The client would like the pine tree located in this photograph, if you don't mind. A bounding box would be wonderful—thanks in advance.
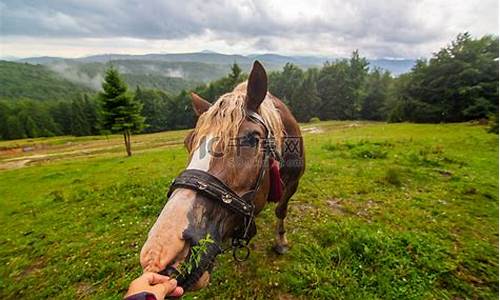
[99,67,144,156]
[229,63,242,86]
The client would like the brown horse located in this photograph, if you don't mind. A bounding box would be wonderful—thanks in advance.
[140,61,305,290]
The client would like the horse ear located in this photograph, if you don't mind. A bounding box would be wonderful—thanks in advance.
[191,92,211,116]
[246,61,268,112]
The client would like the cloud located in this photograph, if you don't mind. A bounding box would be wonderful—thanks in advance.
[0,0,498,58]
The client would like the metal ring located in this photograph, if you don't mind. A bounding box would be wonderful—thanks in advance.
[233,244,250,262]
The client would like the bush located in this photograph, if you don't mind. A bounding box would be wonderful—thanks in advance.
[385,167,402,186]
[309,117,320,123]
[488,113,498,134]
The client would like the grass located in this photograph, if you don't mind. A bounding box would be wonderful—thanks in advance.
[0,121,498,299]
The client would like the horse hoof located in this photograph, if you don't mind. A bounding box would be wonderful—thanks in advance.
[273,244,289,255]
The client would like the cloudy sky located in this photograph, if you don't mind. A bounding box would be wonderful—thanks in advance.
[0,0,498,59]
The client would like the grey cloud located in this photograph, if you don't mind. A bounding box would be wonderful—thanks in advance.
[0,0,497,58]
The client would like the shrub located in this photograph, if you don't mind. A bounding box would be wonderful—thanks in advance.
[385,167,402,186]
[309,117,321,123]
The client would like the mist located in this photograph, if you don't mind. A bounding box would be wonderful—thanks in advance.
[49,63,103,90]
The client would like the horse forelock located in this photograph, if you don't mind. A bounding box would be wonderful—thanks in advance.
[190,81,284,159]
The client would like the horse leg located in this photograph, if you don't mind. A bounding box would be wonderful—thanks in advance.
[273,181,298,254]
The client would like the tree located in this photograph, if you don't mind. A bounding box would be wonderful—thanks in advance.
[0,102,10,139]
[99,67,144,156]
[317,60,350,120]
[51,101,73,135]
[82,94,100,135]
[289,68,321,122]
[196,63,247,102]
[71,96,91,136]
[347,50,369,119]
[268,63,304,106]
[5,115,25,140]
[395,33,499,122]
[361,69,392,120]
[134,87,171,132]
[228,63,242,84]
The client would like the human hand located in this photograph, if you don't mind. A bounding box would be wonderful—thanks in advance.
[125,272,184,299]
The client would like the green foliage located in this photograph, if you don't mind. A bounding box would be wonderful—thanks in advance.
[309,117,321,123]
[99,67,144,156]
[384,167,403,186]
[0,96,101,140]
[361,68,392,120]
[388,33,499,122]
[488,112,499,134]
[176,234,215,278]
[0,61,91,101]
[99,67,144,134]
[317,50,369,120]
[322,139,391,160]
[195,62,247,102]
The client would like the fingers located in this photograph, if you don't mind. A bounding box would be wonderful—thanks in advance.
[142,272,182,298]
[145,272,174,285]
[168,286,184,298]
[151,278,182,299]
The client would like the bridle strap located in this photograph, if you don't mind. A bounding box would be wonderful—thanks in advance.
[167,169,255,219]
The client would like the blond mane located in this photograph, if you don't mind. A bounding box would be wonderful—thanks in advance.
[191,82,284,156]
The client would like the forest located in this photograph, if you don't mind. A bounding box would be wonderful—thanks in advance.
[0,33,497,140]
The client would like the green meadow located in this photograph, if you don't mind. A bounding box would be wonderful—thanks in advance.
[0,121,498,299]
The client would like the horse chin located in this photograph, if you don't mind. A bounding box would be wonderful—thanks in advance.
[190,271,211,290]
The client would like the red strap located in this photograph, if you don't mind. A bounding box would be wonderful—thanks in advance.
[268,158,283,202]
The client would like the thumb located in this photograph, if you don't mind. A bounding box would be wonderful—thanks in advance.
[160,278,178,293]
[151,279,178,300]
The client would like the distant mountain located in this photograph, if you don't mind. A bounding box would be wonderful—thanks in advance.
[17,56,66,65]
[18,52,416,75]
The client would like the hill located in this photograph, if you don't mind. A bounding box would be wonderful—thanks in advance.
[0,60,200,100]
[0,61,92,101]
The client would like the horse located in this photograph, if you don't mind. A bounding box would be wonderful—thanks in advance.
[139,61,305,291]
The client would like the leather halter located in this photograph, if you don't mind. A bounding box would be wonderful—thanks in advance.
[167,110,278,261]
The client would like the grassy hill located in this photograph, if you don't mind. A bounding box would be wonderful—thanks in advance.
[0,61,92,101]
[0,60,202,100]
[0,121,497,299]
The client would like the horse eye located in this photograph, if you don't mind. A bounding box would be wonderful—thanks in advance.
[241,134,259,147]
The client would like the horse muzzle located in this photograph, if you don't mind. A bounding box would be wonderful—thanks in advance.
[160,238,222,291]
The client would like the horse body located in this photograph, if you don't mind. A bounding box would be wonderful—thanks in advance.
[140,61,305,290]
